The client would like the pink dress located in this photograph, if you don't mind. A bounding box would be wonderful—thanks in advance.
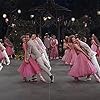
[91,40,97,52]
[50,39,58,59]
[65,43,77,65]
[69,49,97,77]
[62,43,71,64]
[91,40,100,57]
[4,39,14,56]
[69,49,77,66]
[96,47,100,57]
[17,43,41,78]
[62,49,71,64]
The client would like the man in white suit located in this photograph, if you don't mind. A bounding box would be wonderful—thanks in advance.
[25,34,54,83]
[32,34,51,71]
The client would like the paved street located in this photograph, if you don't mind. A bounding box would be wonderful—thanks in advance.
[0,59,100,100]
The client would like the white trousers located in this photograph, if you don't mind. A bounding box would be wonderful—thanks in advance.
[37,57,52,76]
[2,50,10,65]
[0,63,3,71]
[43,50,49,62]
[91,55,100,77]
[42,53,51,69]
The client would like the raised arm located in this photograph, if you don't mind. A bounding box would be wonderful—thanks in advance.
[63,43,71,50]
[91,40,98,47]
[74,44,90,60]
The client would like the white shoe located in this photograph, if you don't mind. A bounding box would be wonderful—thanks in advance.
[2,60,6,65]
[6,62,10,65]
[97,79,100,83]
[48,67,51,71]
[0,66,3,71]
[85,77,92,81]
[50,75,54,83]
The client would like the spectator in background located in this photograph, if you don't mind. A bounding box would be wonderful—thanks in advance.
[44,33,51,57]
[4,37,15,58]
[50,35,59,60]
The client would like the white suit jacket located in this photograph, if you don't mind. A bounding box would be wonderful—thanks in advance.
[26,39,42,60]
[79,40,97,57]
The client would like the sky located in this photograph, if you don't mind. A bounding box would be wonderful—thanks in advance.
[0,0,100,38]
[0,0,99,18]
[16,0,98,18]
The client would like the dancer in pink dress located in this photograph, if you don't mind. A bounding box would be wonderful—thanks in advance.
[68,35,100,82]
[62,36,77,66]
[50,35,59,59]
[18,35,46,82]
[68,42,77,66]
[91,34,100,58]
[62,36,71,64]
[4,37,14,58]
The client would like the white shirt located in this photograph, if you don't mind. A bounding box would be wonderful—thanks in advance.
[79,40,97,57]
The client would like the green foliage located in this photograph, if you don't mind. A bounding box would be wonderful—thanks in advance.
[7,19,36,53]
[68,17,91,38]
